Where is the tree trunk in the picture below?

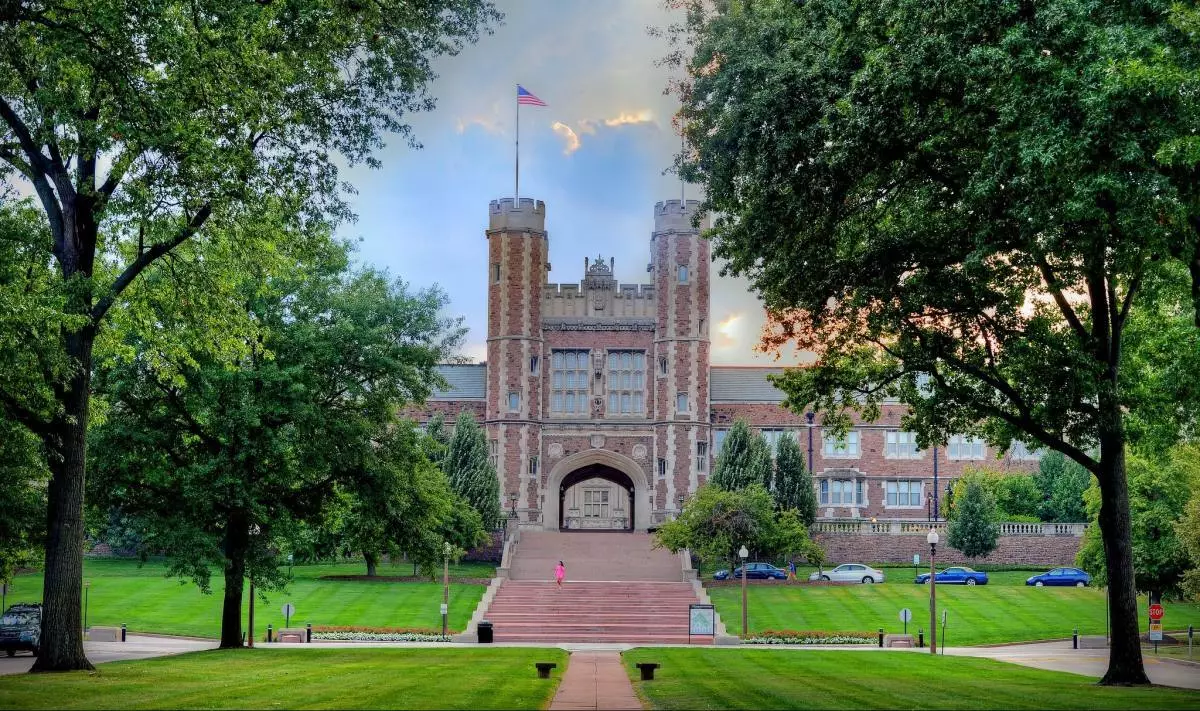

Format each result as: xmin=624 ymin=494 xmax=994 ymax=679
xmin=31 ymin=332 xmax=95 ymax=672
xmin=1096 ymin=431 xmax=1150 ymax=685
xmin=365 ymin=550 xmax=378 ymax=577
xmin=219 ymin=515 xmax=248 ymax=649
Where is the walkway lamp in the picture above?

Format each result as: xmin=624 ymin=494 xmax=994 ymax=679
xmin=442 ymin=540 xmax=451 ymax=638
xmin=508 ymin=492 xmax=519 ymax=519
xmin=738 ymin=545 xmax=750 ymax=637
xmin=927 ymin=528 xmax=939 ymax=655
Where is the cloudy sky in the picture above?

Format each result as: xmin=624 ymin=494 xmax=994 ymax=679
xmin=339 ymin=0 xmax=791 ymax=365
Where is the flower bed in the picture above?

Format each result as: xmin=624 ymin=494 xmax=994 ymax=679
xmin=743 ymin=629 xmax=877 ymax=645
xmin=309 ymin=625 xmax=451 ymax=642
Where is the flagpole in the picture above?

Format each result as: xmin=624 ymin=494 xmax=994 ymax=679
xmin=515 ymin=85 xmax=520 ymax=202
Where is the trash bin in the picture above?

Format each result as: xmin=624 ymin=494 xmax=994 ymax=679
xmin=478 ymin=620 xmax=494 ymax=644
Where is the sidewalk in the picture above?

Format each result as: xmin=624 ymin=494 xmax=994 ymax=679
xmin=549 ymin=651 xmax=642 ymax=711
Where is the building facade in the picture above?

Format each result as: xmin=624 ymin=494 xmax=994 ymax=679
xmin=413 ymin=197 xmax=1038 ymax=532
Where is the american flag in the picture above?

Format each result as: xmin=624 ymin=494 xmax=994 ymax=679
xmin=517 ymin=85 xmax=546 ymax=107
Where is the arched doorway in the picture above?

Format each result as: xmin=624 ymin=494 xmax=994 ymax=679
xmin=544 ymin=449 xmax=652 ymax=531
xmin=559 ymin=464 xmax=634 ymax=531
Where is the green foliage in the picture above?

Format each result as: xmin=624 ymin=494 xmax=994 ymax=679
xmin=772 ymin=433 xmax=816 ymax=527
xmin=947 ymin=479 xmax=999 ymax=561
xmin=1177 ymin=478 xmax=1200 ymax=600
xmin=1077 ymin=446 xmax=1195 ymax=596
xmin=443 ymin=412 xmax=502 ymax=530
xmin=423 ymin=413 xmax=451 ymax=466
xmin=948 ymin=469 xmax=1040 ymax=523
xmin=655 ymin=484 xmax=822 ymax=573
xmin=710 ymin=419 xmax=772 ymax=491
xmin=1034 ymin=452 xmax=1092 ymax=523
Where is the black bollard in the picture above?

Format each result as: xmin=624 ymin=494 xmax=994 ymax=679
xmin=306 ymin=622 xmax=312 ymax=643
xmin=918 ymin=629 xmax=924 ymax=648
xmin=267 ymin=624 xmax=273 ymax=643
xmin=1072 ymin=628 xmax=1078 ymax=650
xmin=878 ymin=628 xmax=885 ymax=648
xmin=120 ymin=623 xmax=126 ymax=642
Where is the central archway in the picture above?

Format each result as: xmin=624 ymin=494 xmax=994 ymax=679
xmin=559 ymin=464 xmax=635 ymax=530
xmin=544 ymin=449 xmax=651 ymax=532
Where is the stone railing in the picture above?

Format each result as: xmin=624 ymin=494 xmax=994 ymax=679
xmin=812 ymin=519 xmax=1088 ymax=537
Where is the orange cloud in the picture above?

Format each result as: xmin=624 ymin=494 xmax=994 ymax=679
xmin=551 ymin=121 xmax=581 ymax=155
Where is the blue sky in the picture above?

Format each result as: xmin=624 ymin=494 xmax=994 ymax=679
xmin=334 ymin=1 xmax=790 ymax=365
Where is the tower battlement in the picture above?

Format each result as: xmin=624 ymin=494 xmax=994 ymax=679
xmin=653 ymin=199 xmax=707 ymax=233
xmin=489 ymin=197 xmax=547 ymax=232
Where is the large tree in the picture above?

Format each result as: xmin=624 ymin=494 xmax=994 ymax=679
xmin=0 ymin=0 xmax=499 ymax=670
xmin=670 ymin=0 xmax=1199 ymax=683
xmin=710 ymin=418 xmax=771 ymax=491
xmin=90 ymin=248 xmax=461 ymax=647
xmin=772 ymin=432 xmax=816 ymax=527
xmin=442 ymin=412 xmax=501 ymax=530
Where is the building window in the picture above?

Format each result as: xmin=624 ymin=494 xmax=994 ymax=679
xmin=658 ymin=356 xmax=668 ymax=376
xmin=948 ymin=435 xmax=986 ymax=460
xmin=1010 ymin=441 xmax=1042 ymax=461
xmin=819 ymin=478 xmax=861 ymax=506
xmin=822 ymin=430 xmax=861 ymax=458
xmin=606 ymin=350 xmax=645 ymax=415
xmin=696 ymin=441 xmax=708 ymax=472
xmin=699 ymin=318 xmax=706 ymax=335
xmin=528 ymin=456 xmax=539 ymax=477
xmin=885 ymin=431 xmax=921 ymax=459
xmin=713 ymin=429 xmax=729 ymax=455
xmin=678 ymin=264 xmax=688 ymax=283
xmin=583 ymin=489 xmax=610 ymax=518
xmin=886 ymin=480 xmax=922 ymax=507
xmin=550 ymin=350 xmax=590 ymax=414
xmin=507 ymin=391 xmax=520 ymax=412
xmin=492 ymin=263 xmax=500 ymax=283
xmin=657 ymin=458 xmax=667 ymax=480
xmin=760 ymin=429 xmax=792 ymax=455
xmin=676 ymin=392 xmax=689 ymax=414
xmin=530 ymin=355 xmax=540 ymax=375
xmin=489 ymin=439 xmax=499 ymax=470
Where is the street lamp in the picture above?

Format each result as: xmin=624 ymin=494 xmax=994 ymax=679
xmin=738 ymin=544 xmax=750 ymax=637
xmin=676 ymin=494 xmax=685 ymax=520
xmin=927 ymin=528 xmax=939 ymax=655
xmin=508 ymin=492 xmax=519 ymax=519
xmin=442 ymin=540 xmax=451 ymax=638
xmin=805 ymin=411 xmax=815 ymax=474
xmin=83 ymin=579 xmax=90 ymax=634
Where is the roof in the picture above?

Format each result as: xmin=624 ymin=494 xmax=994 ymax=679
xmin=430 ymin=364 xmax=486 ymax=400
xmin=709 ymin=367 xmax=787 ymax=403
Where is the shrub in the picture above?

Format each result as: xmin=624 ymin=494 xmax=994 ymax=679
xmin=743 ymin=629 xmax=876 ymax=645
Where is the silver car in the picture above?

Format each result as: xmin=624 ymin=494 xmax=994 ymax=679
xmin=809 ymin=563 xmax=886 ymax=584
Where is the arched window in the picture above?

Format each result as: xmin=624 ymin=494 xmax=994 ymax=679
xmin=677 ymin=264 xmax=688 ymax=283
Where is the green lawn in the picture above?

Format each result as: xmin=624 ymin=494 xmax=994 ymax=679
xmin=5 ymin=559 xmax=492 ymax=638
xmin=707 ymin=583 xmax=1200 ymax=645
xmin=0 ymin=648 xmax=567 ymax=710
xmin=621 ymin=648 xmax=1200 ymax=710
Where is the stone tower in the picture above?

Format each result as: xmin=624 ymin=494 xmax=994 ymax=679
xmin=485 ymin=198 xmax=549 ymax=515
xmin=651 ymin=199 xmax=711 ymax=514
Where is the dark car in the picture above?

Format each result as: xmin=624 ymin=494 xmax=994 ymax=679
xmin=914 ymin=566 xmax=989 ymax=586
xmin=1026 ymin=567 xmax=1091 ymax=587
xmin=713 ymin=563 xmax=788 ymax=581
xmin=0 ymin=603 xmax=41 ymax=657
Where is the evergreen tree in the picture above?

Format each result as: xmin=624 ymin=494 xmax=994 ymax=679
xmin=1034 ymin=452 xmax=1091 ymax=523
xmin=947 ymin=479 xmax=999 ymax=561
xmin=772 ymin=434 xmax=817 ymax=527
xmin=710 ymin=419 xmax=772 ymax=491
xmin=443 ymin=412 xmax=502 ymax=530
xmin=423 ymin=412 xmax=451 ymax=466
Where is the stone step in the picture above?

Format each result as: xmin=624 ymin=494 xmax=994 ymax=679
xmin=492 ymin=632 xmax=713 ymax=644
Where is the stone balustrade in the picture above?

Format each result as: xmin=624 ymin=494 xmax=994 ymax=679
xmin=811 ymin=519 xmax=1088 ymax=537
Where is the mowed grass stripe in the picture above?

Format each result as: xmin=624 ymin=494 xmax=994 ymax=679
xmin=0 ymin=648 xmax=568 ymax=710
xmin=8 ymin=560 xmax=487 ymax=638
xmin=707 ymin=584 xmax=1200 ymax=644
xmin=621 ymin=648 xmax=1200 ymax=710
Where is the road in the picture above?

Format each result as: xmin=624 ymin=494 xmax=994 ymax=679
xmin=0 ymin=635 xmax=217 ymax=675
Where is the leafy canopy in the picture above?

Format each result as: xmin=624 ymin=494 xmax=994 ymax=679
xmin=710 ymin=419 xmax=771 ymax=491
xmin=947 ymin=478 xmax=999 ymax=561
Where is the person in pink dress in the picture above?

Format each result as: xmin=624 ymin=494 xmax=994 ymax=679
xmin=554 ymin=560 xmax=565 ymax=588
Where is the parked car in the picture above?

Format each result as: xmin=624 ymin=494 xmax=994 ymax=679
xmin=0 ymin=603 xmax=41 ymax=657
xmin=914 ymin=567 xmax=989 ymax=586
xmin=1026 ymin=567 xmax=1091 ymax=587
xmin=712 ymin=562 xmax=788 ymax=581
xmin=808 ymin=563 xmax=886 ymax=584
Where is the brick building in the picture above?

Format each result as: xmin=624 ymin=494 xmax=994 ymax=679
xmin=413 ymin=197 xmax=1040 ymax=532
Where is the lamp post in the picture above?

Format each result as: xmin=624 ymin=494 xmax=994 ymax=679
xmin=927 ymin=528 xmax=939 ymax=655
xmin=83 ymin=580 xmax=90 ymax=634
xmin=805 ymin=411 xmax=815 ymax=473
xmin=442 ymin=540 xmax=451 ymax=638
xmin=932 ymin=445 xmax=940 ymax=520
xmin=738 ymin=544 xmax=749 ymax=637
xmin=676 ymin=494 xmax=685 ymax=520
xmin=508 ymin=492 xmax=519 ymax=520
xmin=248 ymin=523 xmax=260 ymax=648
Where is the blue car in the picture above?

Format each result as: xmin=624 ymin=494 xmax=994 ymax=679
xmin=914 ymin=566 xmax=989 ymax=586
xmin=713 ymin=563 xmax=787 ymax=581
xmin=1026 ymin=567 xmax=1091 ymax=587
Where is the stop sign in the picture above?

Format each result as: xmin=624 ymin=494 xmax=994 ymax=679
xmin=1148 ymin=603 xmax=1164 ymax=621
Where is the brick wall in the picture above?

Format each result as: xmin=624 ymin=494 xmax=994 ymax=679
xmin=813 ymin=532 xmax=1084 ymax=566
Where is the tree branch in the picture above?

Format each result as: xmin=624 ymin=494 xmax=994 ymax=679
xmin=0 ymin=389 xmax=53 ymax=439
xmin=90 ymin=203 xmax=213 ymax=323
xmin=1033 ymin=254 xmax=1090 ymax=344
xmin=0 ymin=96 xmax=66 ymax=246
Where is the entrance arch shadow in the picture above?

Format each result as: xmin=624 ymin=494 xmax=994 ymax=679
xmin=544 ymin=449 xmax=651 ymax=532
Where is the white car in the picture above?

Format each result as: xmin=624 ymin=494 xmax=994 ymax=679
xmin=809 ymin=563 xmax=886 ymax=584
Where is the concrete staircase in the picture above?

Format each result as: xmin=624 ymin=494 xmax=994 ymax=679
xmin=478 ymin=530 xmax=713 ymax=644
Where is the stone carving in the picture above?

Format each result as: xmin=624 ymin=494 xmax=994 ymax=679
xmin=590 ymin=434 xmax=605 ymax=449
xmin=548 ymin=443 xmax=563 ymax=459
xmin=586 ymin=255 xmax=614 ymax=275
xmin=632 ymin=444 xmax=647 ymax=461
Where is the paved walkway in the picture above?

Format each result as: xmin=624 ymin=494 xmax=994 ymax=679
xmin=549 ymin=651 xmax=642 ymax=711
xmin=0 ymin=634 xmax=217 ymax=675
